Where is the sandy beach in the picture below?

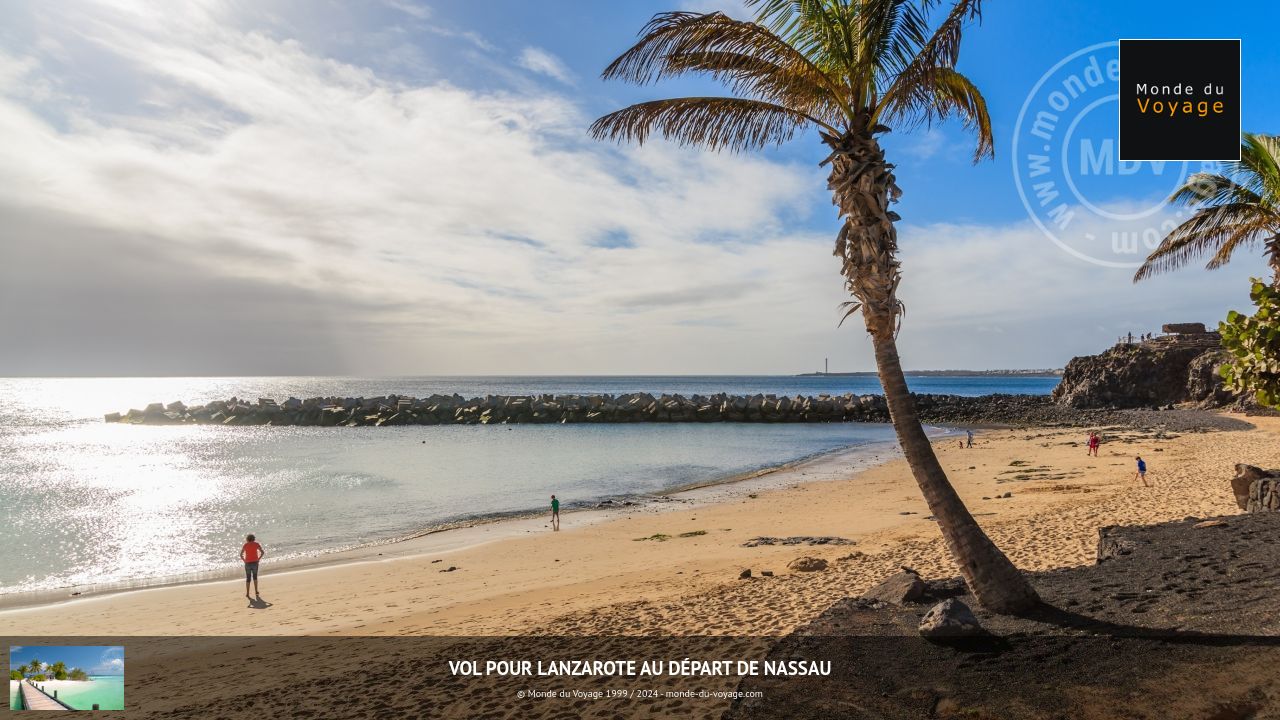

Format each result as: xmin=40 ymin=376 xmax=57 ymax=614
xmin=3 ymin=413 xmax=1277 ymax=639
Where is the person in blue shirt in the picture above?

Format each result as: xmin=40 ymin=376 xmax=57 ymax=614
xmin=1135 ymin=456 xmax=1149 ymax=487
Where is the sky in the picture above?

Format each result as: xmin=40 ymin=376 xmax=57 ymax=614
xmin=10 ymin=646 xmax=125 ymax=675
xmin=0 ymin=0 xmax=1277 ymax=376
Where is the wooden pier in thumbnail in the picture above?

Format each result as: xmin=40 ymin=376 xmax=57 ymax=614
xmin=20 ymin=680 xmax=75 ymax=710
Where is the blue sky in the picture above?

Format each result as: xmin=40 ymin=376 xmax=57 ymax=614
xmin=0 ymin=0 xmax=1277 ymax=374
xmin=10 ymin=646 xmax=124 ymax=676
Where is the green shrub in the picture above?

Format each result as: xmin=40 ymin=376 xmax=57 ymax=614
xmin=8 ymin=670 xmax=20 ymax=681
xmin=1220 ymin=279 xmax=1280 ymax=409
xmin=68 ymin=668 xmax=89 ymax=681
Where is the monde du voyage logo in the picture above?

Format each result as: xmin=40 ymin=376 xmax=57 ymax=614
xmin=1120 ymin=39 xmax=1241 ymax=161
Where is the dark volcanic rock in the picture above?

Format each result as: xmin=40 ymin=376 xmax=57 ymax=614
xmin=862 ymin=570 xmax=925 ymax=605
xmin=1052 ymin=343 xmax=1214 ymax=408
xmin=1186 ymin=349 xmax=1236 ymax=407
xmin=742 ymin=536 xmax=854 ymax=548
xmin=1234 ymin=464 xmax=1280 ymax=513
xmin=1096 ymin=525 xmax=1148 ymax=562
xmin=106 ymin=390 xmax=1258 ymax=430
xmin=917 ymin=598 xmax=984 ymax=639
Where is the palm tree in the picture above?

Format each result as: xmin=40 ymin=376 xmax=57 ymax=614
xmin=1135 ymin=133 xmax=1280 ymax=287
xmin=591 ymin=0 xmax=1039 ymax=613
xmin=15 ymin=663 xmax=28 ymax=679
xmin=50 ymin=661 xmax=67 ymax=681
xmin=25 ymin=658 xmax=39 ymax=679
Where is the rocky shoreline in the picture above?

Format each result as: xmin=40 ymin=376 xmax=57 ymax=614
xmin=103 ymin=392 xmax=1250 ymax=430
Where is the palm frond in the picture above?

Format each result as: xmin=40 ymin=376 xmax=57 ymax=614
xmin=1239 ymin=132 xmax=1280 ymax=204
xmin=602 ymin=11 xmax=852 ymax=122
xmin=748 ymin=0 xmax=860 ymax=87
xmin=877 ymin=66 xmax=992 ymax=160
xmin=663 ymin=50 xmax=842 ymax=124
xmin=867 ymin=0 xmax=929 ymax=82
xmin=876 ymin=0 xmax=981 ymax=122
xmin=1169 ymin=172 xmax=1263 ymax=207
xmin=1205 ymin=222 xmax=1270 ymax=270
xmin=906 ymin=0 xmax=981 ymax=72
xmin=588 ymin=97 xmax=820 ymax=152
xmin=1134 ymin=203 xmax=1273 ymax=280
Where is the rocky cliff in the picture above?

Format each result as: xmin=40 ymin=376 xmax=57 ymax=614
xmin=1052 ymin=335 xmax=1238 ymax=409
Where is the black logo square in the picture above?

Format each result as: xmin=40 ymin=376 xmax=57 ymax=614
xmin=1119 ymin=39 xmax=1240 ymax=161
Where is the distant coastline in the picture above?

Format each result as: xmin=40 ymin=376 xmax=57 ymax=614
xmin=797 ymin=369 xmax=1064 ymax=377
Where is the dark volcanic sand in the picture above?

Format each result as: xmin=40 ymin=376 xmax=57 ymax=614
xmin=728 ymin=512 xmax=1280 ymax=720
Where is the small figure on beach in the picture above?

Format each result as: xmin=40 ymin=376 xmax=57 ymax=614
xmin=1087 ymin=432 xmax=1100 ymax=456
xmin=550 ymin=494 xmax=560 ymax=531
xmin=240 ymin=533 xmax=265 ymax=598
xmin=1134 ymin=456 xmax=1149 ymax=487
xmin=965 ymin=430 xmax=974 ymax=448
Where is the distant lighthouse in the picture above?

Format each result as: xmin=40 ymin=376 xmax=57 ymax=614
xmin=824 ymin=358 xmax=829 ymax=374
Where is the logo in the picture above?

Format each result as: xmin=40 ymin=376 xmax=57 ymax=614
xmin=1013 ymin=42 xmax=1225 ymax=268
xmin=1119 ymin=39 xmax=1241 ymax=161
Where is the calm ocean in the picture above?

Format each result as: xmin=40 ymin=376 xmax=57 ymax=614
xmin=0 ymin=375 xmax=1057 ymax=595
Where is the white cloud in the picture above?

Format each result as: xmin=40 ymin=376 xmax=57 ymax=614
xmin=383 ymin=0 xmax=430 ymax=20
xmin=91 ymin=647 xmax=124 ymax=675
xmin=0 ymin=0 xmax=1269 ymax=376
xmin=516 ymin=46 xmax=574 ymax=85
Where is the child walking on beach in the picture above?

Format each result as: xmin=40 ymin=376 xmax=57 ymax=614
xmin=550 ymin=495 xmax=560 ymax=531
xmin=1134 ymin=456 xmax=1149 ymax=487
xmin=1087 ymin=432 xmax=1100 ymax=456
xmin=240 ymin=533 xmax=265 ymax=597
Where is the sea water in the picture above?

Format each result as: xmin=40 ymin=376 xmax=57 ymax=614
xmin=0 ymin=376 xmax=1056 ymax=594
xmin=50 ymin=676 xmax=125 ymax=711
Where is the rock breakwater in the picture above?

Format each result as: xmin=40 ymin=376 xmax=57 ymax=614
xmin=104 ymin=392 xmax=1065 ymax=427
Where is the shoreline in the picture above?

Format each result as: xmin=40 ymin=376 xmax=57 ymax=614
xmin=4 ymin=413 xmax=1270 ymax=638
xmin=0 ymin=432 xmax=919 ymax=613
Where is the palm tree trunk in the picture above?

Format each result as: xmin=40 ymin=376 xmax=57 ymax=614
xmin=826 ymin=128 xmax=1040 ymax=615
xmin=869 ymin=328 xmax=1039 ymax=613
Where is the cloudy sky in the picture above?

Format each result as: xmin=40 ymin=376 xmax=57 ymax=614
xmin=1 ymin=0 xmax=1277 ymax=376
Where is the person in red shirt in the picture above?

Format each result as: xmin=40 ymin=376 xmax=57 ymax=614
xmin=239 ymin=533 xmax=266 ymax=598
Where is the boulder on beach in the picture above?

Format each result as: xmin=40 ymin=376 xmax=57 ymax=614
xmin=786 ymin=557 xmax=828 ymax=573
xmin=1233 ymin=464 xmax=1280 ymax=513
xmin=917 ymin=598 xmax=984 ymax=639
xmin=862 ymin=570 xmax=925 ymax=604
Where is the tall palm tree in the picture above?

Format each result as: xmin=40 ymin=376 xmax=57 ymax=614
xmin=591 ymin=0 xmax=1039 ymax=613
xmin=50 ymin=661 xmax=67 ymax=681
xmin=1135 ymin=133 xmax=1280 ymax=287
xmin=15 ymin=663 xmax=28 ymax=679
xmin=25 ymin=658 xmax=40 ymax=679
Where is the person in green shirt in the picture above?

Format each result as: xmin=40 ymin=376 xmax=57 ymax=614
xmin=550 ymin=494 xmax=560 ymax=531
